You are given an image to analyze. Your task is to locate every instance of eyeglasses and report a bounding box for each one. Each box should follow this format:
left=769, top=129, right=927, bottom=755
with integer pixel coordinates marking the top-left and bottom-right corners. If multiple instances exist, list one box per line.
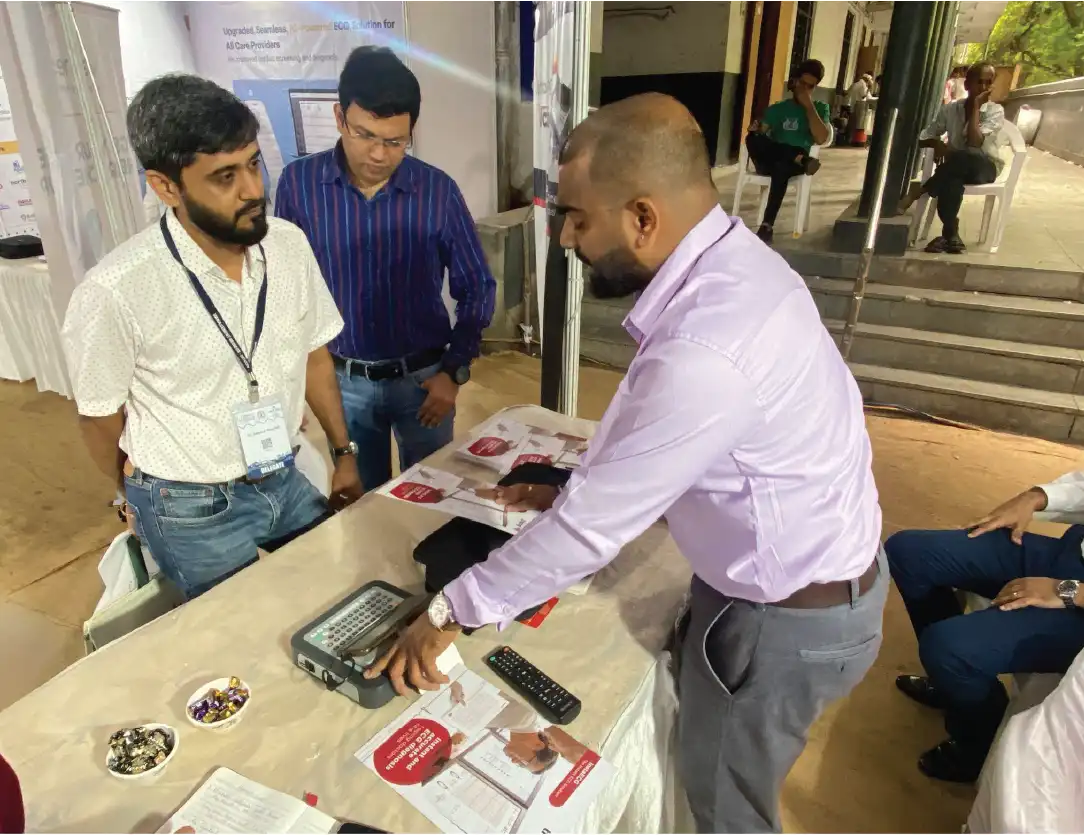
left=339, top=117, right=412, bottom=151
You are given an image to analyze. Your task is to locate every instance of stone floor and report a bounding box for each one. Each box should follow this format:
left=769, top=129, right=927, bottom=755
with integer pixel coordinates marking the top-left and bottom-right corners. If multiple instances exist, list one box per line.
left=2, top=352, right=1082, bottom=831
left=718, top=144, right=1084, bottom=275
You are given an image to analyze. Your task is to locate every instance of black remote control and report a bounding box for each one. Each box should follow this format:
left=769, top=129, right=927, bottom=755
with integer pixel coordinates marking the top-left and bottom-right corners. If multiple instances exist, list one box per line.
left=485, top=645, right=582, bottom=725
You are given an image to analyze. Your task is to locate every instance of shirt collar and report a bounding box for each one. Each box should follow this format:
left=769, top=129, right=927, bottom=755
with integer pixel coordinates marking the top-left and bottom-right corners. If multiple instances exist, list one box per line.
left=323, top=141, right=417, bottom=193
left=162, top=209, right=266, bottom=283
left=624, top=205, right=734, bottom=343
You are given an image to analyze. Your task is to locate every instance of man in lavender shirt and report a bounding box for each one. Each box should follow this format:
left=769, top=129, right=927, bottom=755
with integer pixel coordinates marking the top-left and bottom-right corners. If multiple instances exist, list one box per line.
left=368, top=94, right=887, bottom=833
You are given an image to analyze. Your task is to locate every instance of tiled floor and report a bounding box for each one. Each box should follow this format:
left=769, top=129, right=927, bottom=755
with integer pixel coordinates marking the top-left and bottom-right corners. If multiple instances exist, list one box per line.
left=2, top=352, right=1081, bottom=831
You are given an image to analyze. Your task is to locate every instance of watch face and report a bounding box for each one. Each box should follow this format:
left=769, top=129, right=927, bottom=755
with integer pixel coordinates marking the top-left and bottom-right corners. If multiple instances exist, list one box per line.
left=428, top=593, right=451, bottom=628
left=452, top=366, right=470, bottom=385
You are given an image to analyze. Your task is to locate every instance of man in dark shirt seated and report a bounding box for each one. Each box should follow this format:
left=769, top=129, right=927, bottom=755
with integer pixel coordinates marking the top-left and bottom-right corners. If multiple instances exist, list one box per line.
left=744, top=59, right=831, bottom=245
left=275, top=46, right=496, bottom=490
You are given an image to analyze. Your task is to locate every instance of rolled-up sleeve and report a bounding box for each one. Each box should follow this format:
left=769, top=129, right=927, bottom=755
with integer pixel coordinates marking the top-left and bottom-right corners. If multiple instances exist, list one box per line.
left=61, top=283, right=137, bottom=417
left=979, top=103, right=1005, bottom=137
left=439, top=180, right=496, bottom=369
left=444, top=335, right=762, bottom=628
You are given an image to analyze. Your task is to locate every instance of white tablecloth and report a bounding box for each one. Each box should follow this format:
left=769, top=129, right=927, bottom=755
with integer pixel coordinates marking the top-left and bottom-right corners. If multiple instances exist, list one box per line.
left=0, top=257, right=70, bottom=396
left=0, top=405, right=694, bottom=833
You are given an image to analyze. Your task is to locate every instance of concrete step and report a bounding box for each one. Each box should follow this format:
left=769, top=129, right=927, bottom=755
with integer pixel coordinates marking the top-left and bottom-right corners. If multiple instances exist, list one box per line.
left=851, top=364, right=1084, bottom=444
left=809, top=279, right=1084, bottom=350
left=778, top=247, right=1084, bottom=303
left=823, top=320, right=1084, bottom=395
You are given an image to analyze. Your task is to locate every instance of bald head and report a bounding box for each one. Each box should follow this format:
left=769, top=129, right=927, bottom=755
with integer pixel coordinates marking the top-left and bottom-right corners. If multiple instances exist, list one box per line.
left=559, top=93, right=713, bottom=201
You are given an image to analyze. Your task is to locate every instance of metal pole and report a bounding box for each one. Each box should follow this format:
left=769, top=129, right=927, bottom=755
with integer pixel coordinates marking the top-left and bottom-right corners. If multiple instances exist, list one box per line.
left=841, top=107, right=898, bottom=362
left=556, top=1, right=591, bottom=417
left=494, top=2, right=517, bottom=213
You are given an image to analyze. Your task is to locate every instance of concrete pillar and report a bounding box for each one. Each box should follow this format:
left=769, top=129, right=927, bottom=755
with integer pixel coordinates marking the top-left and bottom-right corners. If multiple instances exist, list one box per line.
left=858, top=1, right=938, bottom=218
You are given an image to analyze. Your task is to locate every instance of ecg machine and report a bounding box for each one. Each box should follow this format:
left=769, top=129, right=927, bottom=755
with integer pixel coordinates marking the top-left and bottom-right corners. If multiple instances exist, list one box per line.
left=290, top=581, right=431, bottom=709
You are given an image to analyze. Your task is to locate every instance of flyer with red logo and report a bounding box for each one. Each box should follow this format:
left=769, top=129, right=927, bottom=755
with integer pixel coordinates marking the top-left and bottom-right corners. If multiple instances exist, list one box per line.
left=457, top=418, right=589, bottom=475
left=356, top=666, right=614, bottom=834
left=374, top=464, right=539, bottom=534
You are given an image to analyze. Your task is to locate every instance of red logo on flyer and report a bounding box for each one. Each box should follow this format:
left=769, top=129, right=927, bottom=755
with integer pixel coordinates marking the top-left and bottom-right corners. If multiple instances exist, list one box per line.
left=549, top=750, right=599, bottom=807
left=512, top=453, right=553, bottom=468
left=373, top=718, right=452, bottom=786
left=468, top=436, right=512, bottom=457
left=390, top=482, right=444, bottom=504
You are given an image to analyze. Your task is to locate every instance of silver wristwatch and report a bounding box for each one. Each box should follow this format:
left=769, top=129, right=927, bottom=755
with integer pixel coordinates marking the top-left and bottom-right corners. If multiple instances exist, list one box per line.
left=427, top=591, right=457, bottom=630
left=1057, top=579, right=1080, bottom=608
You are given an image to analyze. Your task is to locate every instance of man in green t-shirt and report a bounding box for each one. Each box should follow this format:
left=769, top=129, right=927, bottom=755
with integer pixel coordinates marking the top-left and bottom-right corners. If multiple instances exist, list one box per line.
left=744, top=59, right=831, bottom=244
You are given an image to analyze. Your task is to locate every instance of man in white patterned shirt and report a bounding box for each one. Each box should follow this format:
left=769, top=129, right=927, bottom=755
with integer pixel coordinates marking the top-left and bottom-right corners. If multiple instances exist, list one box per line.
left=901, top=62, right=1008, bottom=254
left=62, top=75, right=362, bottom=599
left=888, top=470, right=1084, bottom=783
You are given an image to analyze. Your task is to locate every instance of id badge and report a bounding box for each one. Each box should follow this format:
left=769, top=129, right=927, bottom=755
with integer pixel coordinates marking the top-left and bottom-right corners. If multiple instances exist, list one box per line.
left=232, top=394, right=295, bottom=479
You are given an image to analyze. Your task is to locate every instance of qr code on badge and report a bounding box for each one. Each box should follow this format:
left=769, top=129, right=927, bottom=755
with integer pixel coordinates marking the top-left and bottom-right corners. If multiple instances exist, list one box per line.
left=261, top=438, right=273, bottom=451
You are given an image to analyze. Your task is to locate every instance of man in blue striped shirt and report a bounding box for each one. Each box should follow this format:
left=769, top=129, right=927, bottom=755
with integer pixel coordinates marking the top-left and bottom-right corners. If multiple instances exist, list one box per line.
left=275, top=46, right=496, bottom=490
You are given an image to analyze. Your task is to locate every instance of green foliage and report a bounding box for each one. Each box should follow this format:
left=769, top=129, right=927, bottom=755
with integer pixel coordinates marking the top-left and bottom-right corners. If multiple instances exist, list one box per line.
left=963, top=1, right=1084, bottom=85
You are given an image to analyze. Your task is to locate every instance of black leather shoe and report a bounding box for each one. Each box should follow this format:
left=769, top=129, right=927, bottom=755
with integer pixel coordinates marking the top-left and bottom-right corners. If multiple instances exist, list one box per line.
left=895, top=674, right=946, bottom=709
left=918, top=739, right=984, bottom=783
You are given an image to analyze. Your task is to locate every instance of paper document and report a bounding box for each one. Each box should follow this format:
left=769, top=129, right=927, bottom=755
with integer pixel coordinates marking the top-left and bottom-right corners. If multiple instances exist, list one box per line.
left=157, top=767, right=337, bottom=834
left=375, top=465, right=538, bottom=534
left=457, top=418, right=588, bottom=475
left=356, top=665, right=614, bottom=834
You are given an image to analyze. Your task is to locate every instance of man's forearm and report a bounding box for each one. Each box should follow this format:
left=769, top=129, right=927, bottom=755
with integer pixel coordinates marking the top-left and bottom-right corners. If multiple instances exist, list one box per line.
left=305, top=347, right=351, bottom=448
left=79, top=412, right=126, bottom=489
left=966, top=112, right=984, bottom=147
left=803, top=102, right=829, bottom=144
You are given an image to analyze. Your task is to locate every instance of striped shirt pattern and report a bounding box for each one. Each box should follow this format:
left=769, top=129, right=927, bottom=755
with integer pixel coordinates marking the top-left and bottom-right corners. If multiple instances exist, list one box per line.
left=274, top=149, right=495, bottom=366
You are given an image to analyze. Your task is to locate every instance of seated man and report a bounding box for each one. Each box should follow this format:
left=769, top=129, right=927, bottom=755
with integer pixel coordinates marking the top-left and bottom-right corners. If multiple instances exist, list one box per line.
left=744, top=59, right=831, bottom=244
left=901, top=61, right=1007, bottom=254
left=887, top=471, right=1084, bottom=783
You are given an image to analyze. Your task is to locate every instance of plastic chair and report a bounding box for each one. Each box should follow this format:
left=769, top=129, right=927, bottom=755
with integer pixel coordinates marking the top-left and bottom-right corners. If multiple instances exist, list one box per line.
left=908, top=121, right=1027, bottom=254
left=731, top=124, right=834, bottom=238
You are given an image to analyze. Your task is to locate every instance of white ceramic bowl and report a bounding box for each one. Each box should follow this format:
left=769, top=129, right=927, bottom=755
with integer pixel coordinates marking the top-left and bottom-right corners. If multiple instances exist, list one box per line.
left=105, top=723, right=178, bottom=781
left=185, top=677, right=252, bottom=731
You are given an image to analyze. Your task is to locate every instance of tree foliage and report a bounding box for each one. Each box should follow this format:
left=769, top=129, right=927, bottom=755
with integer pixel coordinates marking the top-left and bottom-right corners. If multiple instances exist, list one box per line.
left=962, top=1, right=1084, bottom=85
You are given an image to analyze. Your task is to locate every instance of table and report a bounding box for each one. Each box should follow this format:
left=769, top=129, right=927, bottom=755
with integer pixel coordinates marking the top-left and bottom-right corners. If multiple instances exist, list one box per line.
left=0, top=405, right=694, bottom=833
left=0, top=257, right=70, bottom=396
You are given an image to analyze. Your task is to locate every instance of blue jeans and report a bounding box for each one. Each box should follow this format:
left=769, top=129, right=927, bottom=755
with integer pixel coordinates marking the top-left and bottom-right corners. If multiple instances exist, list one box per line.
left=337, top=361, right=454, bottom=490
left=124, top=466, right=330, bottom=600
left=887, top=526, right=1084, bottom=764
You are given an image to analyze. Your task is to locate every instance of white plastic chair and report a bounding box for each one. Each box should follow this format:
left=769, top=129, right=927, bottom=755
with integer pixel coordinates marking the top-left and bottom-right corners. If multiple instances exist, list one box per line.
left=731, top=124, right=834, bottom=238
left=909, top=121, right=1027, bottom=254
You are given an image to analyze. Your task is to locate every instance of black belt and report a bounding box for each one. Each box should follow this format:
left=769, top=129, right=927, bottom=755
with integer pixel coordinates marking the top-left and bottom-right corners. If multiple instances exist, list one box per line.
left=333, top=348, right=445, bottom=382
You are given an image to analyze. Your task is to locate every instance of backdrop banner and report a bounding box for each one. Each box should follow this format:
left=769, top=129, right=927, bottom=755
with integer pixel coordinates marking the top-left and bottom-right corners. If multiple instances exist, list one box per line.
left=0, top=1, right=143, bottom=397
left=531, top=0, right=574, bottom=343
left=0, top=69, right=37, bottom=238
left=187, top=1, right=405, bottom=201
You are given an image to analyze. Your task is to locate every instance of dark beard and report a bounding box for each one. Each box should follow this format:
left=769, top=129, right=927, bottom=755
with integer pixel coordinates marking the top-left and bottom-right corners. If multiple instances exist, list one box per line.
left=183, top=195, right=269, bottom=246
left=580, top=247, right=656, bottom=299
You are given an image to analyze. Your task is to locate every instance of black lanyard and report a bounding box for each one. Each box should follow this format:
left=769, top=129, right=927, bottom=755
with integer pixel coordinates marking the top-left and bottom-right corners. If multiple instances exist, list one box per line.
left=160, top=215, right=268, bottom=403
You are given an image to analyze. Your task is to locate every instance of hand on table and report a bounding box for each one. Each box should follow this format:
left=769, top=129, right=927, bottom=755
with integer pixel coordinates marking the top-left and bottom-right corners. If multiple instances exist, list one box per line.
left=968, top=487, right=1047, bottom=544
left=329, top=456, right=364, bottom=511
left=992, top=577, right=1064, bottom=611
left=417, top=373, right=459, bottom=429
left=475, top=483, right=559, bottom=512
left=365, top=613, right=458, bottom=697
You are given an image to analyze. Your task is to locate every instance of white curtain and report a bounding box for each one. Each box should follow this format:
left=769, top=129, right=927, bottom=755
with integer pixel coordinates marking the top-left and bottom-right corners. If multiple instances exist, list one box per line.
left=0, top=0, right=142, bottom=396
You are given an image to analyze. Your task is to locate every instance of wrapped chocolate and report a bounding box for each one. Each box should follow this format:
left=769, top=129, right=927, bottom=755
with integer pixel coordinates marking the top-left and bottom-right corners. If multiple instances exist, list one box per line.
left=107, top=725, right=175, bottom=776
left=187, top=677, right=250, bottom=725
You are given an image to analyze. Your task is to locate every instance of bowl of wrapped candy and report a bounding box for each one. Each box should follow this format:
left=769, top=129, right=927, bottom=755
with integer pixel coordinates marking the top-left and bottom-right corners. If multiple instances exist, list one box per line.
left=106, top=724, right=178, bottom=780
left=186, top=676, right=252, bottom=731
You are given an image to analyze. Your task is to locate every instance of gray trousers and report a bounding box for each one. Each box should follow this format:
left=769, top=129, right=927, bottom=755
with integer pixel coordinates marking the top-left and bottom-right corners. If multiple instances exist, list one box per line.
left=676, top=548, right=888, bottom=833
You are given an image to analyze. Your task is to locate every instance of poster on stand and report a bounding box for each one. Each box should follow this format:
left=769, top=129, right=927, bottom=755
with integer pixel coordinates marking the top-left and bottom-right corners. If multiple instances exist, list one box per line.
left=531, top=1, right=574, bottom=341
left=0, top=70, right=37, bottom=238
left=187, top=1, right=405, bottom=200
